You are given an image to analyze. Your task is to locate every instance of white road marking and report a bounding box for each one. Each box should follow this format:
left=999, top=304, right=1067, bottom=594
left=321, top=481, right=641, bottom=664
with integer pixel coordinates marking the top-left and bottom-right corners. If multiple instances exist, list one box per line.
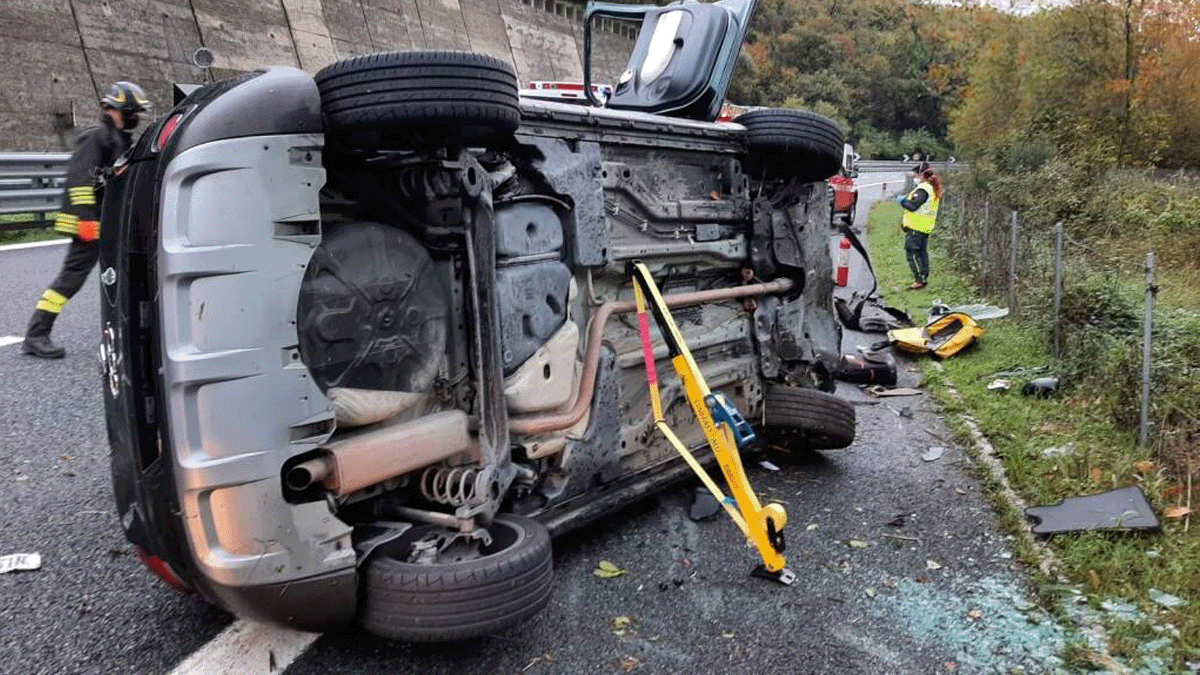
left=165, top=620, right=319, bottom=675
left=0, top=238, right=70, bottom=252
left=0, top=336, right=24, bottom=347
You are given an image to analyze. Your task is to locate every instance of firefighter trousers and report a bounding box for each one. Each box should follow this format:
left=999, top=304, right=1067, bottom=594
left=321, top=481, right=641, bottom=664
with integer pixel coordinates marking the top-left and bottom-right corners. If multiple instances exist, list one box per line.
left=27, top=237, right=100, bottom=337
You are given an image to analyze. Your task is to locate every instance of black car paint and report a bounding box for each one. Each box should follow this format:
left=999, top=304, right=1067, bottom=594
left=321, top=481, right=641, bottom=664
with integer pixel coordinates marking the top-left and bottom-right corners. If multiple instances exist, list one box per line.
left=101, top=68, right=358, bottom=630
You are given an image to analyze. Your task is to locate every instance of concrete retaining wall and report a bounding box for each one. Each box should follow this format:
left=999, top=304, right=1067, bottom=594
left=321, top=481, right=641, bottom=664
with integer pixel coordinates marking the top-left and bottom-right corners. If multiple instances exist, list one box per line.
left=1, top=0, right=635, bottom=150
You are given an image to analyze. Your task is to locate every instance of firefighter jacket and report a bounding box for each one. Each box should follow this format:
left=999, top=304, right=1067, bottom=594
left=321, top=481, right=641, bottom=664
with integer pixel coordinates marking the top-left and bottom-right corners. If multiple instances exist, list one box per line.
left=53, top=114, right=131, bottom=238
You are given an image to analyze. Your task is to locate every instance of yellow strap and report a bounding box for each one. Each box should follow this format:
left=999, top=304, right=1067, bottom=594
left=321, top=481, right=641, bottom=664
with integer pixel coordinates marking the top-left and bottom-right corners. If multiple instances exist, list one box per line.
left=632, top=262, right=788, bottom=573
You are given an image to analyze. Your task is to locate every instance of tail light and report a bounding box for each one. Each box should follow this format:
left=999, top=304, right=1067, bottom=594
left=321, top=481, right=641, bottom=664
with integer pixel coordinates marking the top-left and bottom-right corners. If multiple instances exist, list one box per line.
left=135, top=546, right=193, bottom=594
left=152, top=113, right=184, bottom=153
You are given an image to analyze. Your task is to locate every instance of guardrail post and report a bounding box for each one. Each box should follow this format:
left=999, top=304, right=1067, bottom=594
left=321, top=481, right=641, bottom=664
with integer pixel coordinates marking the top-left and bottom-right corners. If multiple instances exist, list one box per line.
left=1140, top=251, right=1156, bottom=447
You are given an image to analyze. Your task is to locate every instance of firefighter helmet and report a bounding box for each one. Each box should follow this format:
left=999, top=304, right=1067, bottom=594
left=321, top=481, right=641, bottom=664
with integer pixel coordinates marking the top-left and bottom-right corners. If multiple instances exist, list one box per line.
left=101, top=81, right=150, bottom=113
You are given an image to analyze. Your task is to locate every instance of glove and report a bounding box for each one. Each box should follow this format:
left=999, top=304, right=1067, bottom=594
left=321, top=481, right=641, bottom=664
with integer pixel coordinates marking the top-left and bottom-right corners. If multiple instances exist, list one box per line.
left=77, top=220, right=100, bottom=242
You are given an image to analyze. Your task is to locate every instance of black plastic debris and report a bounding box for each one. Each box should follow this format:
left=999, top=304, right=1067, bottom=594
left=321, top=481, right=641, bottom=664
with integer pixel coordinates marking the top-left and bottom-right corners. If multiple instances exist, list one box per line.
left=1021, top=377, right=1060, bottom=398
left=1025, top=486, right=1160, bottom=534
left=689, top=486, right=722, bottom=521
left=835, top=350, right=898, bottom=385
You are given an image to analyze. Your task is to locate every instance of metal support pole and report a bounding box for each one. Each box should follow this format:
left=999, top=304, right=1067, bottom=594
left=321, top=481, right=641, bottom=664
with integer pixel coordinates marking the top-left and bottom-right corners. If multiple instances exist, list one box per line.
left=1009, top=211, right=1019, bottom=314
left=1140, top=251, right=1156, bottom=447
left=1051, top=223, right=1063, bottom=359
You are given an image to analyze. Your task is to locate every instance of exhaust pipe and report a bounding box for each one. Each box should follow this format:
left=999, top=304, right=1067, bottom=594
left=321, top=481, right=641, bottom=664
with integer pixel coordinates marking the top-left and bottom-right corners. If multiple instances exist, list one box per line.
left=287, top=410, right=472, bottom=496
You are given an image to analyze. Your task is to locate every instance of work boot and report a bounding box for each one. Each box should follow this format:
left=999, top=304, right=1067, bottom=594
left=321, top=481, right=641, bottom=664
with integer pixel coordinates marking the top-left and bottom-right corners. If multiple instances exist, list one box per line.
left=22, top=309, right=65, bottom=359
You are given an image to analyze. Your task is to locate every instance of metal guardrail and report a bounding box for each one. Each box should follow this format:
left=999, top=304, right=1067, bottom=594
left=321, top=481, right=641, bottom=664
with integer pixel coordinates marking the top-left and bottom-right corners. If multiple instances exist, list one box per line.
left=0, top=152, right=69, bottom=231
left=856, top=159, right=967, bottom=173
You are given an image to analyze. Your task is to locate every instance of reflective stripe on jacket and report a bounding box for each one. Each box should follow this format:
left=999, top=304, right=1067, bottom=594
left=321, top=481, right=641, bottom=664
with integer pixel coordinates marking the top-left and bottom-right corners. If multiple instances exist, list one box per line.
left=902, top=181, right=940, bottom=234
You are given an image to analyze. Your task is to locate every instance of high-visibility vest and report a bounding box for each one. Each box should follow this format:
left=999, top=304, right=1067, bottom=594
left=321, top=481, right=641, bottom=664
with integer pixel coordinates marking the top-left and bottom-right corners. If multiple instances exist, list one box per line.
left=902, top=181, right=940, bottom=234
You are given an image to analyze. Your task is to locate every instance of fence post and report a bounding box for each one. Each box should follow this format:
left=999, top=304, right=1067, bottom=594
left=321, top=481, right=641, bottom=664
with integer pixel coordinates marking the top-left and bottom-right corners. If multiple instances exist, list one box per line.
left=981, top=199, right=990, bottom=290
left=1140, top=251, right=1157, bottom=448
left=1009, top=211, right=1019, bottom=314
left=1051, top=223, right=1063, bottom=359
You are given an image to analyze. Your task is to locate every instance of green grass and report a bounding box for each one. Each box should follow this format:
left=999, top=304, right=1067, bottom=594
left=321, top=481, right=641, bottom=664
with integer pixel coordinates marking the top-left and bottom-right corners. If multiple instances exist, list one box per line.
left=0, top=214, right=66, bottom=245
left=870, top=201, right=1200, bottom=670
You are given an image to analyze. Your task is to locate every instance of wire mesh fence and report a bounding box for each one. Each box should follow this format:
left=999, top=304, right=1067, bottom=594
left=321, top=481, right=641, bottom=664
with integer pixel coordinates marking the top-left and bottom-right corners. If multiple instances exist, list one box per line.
left=934, top=187, right=1184, bottom=449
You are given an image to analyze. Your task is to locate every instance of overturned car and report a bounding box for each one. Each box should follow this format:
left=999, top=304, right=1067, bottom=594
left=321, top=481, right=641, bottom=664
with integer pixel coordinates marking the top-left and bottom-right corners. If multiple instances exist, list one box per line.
left=99, top=0, right=854, bottom=641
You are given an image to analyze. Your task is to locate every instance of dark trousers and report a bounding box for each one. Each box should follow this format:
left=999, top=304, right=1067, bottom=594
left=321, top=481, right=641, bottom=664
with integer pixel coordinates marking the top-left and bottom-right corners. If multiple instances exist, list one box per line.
left=26, top=237, right=100, bottom=337
left=904, top=229, right=929, bottom=283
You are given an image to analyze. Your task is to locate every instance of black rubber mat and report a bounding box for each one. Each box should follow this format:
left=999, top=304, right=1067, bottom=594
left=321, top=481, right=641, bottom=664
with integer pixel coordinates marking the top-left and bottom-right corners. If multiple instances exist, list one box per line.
left=1025, top=486, right=1160, bottom=534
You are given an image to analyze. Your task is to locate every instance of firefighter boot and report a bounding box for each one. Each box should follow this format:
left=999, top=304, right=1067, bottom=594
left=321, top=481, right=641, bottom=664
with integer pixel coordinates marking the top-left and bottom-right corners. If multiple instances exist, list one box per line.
left=22, top=309, right=66, bottom=359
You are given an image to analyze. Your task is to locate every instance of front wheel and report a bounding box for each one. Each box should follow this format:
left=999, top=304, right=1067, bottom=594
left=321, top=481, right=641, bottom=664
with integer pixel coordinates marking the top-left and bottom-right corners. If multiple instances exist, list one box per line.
left=359, top=514, right=554, bottom=642
left=736, top=108, right=844, bottom=182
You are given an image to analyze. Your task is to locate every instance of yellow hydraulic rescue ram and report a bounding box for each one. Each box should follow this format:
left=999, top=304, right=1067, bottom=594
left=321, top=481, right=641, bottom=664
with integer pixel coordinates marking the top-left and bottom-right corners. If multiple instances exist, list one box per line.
left=629, top=262, right=795, bottom=585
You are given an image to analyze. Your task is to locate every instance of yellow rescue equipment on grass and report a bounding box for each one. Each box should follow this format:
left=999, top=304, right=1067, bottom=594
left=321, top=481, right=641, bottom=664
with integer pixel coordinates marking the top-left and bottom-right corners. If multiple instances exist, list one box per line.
left=629, top=262, right=794, bottom=585
left=887, top=311, right=983, bottom=359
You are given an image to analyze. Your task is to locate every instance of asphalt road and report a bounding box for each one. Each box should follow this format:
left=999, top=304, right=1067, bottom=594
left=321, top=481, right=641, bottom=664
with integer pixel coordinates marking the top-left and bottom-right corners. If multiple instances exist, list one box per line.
left=0, top=178, right=1075, bottom=675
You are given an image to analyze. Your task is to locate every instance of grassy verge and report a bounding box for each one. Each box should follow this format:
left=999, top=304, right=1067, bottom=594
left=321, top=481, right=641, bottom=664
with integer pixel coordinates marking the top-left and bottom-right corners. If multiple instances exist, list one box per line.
left=870, top=201, right=1199, bottom=671
left=0, top=214, right=65, bottom=246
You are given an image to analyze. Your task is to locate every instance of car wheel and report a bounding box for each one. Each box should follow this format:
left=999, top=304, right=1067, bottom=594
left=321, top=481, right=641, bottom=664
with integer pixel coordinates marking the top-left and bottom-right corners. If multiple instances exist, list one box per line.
left=736, top=108, right=844, bottom=182
left=763, top=384, right=855, bottom=450
left=360, top=514, right=553, bottom=642
left=316, top=50, right=520, bottom=150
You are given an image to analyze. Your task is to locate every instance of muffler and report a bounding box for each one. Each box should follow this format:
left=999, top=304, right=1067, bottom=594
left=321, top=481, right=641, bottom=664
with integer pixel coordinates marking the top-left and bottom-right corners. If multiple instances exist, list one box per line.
left=286, top=410, right=471, bottom=496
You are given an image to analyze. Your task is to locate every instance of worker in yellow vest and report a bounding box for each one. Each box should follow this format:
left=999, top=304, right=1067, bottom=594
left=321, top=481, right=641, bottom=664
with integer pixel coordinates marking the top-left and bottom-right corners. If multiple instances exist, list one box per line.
left=898, top=162, right=942, bottom=290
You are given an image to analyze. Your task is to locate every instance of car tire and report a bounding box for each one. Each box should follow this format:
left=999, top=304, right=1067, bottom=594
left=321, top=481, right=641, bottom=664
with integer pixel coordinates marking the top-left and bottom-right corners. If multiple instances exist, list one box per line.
left=736, top=109, right=844, bottom=182
left=360, top=514, right=554, bottom=642
left=315, top=50, right=520, bottom=150
left=763, top=385, right=856, bottom=450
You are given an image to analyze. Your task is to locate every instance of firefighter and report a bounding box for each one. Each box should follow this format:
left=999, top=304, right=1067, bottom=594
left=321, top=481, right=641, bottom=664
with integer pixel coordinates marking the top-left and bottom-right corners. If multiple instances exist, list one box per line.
left=898, top=162, right=942, bottom=290
left=21, top=81, right=149, bottom=359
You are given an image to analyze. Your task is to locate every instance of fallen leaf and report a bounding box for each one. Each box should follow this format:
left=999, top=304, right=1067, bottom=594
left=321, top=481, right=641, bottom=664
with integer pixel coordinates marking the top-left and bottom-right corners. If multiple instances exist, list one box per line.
left=848, top=539, right=869, bottom=549
left=721, top=631, right=736, bottom=638
left=806, top=523, right=819, bottom=531
left=865, top=587, right=876, bottom=598
left=612, top=616, right=632, bottom=630
left=955, top=487, right=968, bottom=495
left=594, top=560, right=628, bottom=578
left=1165, top=506, right=1193, bottom=519
left=1088, top=569, right=1101, bottom=589
left=710, top=190, right=721, bottom=200
left=619, top=656, right=640, bottom=672
left=944, top=661, right=958, bottom=672
left=926, top=559, right=943, bottom=571
left=1090, top=468, right=1103, bottom=483
left=1134, top=460, right=1156, bottom=473
left=922, top=447, right=945, bottom=462
left=1163, top=485, right=1183, bottom=500
left=967, top=609, right=982, bottom=621
left=883, top=578, right=897, bottom=588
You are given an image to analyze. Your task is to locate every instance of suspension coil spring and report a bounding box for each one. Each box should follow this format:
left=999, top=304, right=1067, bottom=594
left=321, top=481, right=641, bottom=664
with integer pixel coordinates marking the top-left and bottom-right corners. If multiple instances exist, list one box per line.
left=397, top=165, right=456, bottom=201
left=419, top=466, right=480, bottom=506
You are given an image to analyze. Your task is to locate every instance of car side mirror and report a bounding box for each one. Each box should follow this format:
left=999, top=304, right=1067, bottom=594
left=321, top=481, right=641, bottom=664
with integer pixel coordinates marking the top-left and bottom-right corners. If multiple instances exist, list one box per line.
left=583, top=0, right=758, bottom=121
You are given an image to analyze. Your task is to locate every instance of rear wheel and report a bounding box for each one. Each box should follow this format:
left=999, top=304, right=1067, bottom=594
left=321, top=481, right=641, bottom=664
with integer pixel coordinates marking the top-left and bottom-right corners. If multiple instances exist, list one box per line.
left=316, top=50, right=520, bottom=150
left=763, top=385, right=855, bottom=450
left=736, top=108, right=844, bottom=182
left=360, top=514, right=554, bottom=642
